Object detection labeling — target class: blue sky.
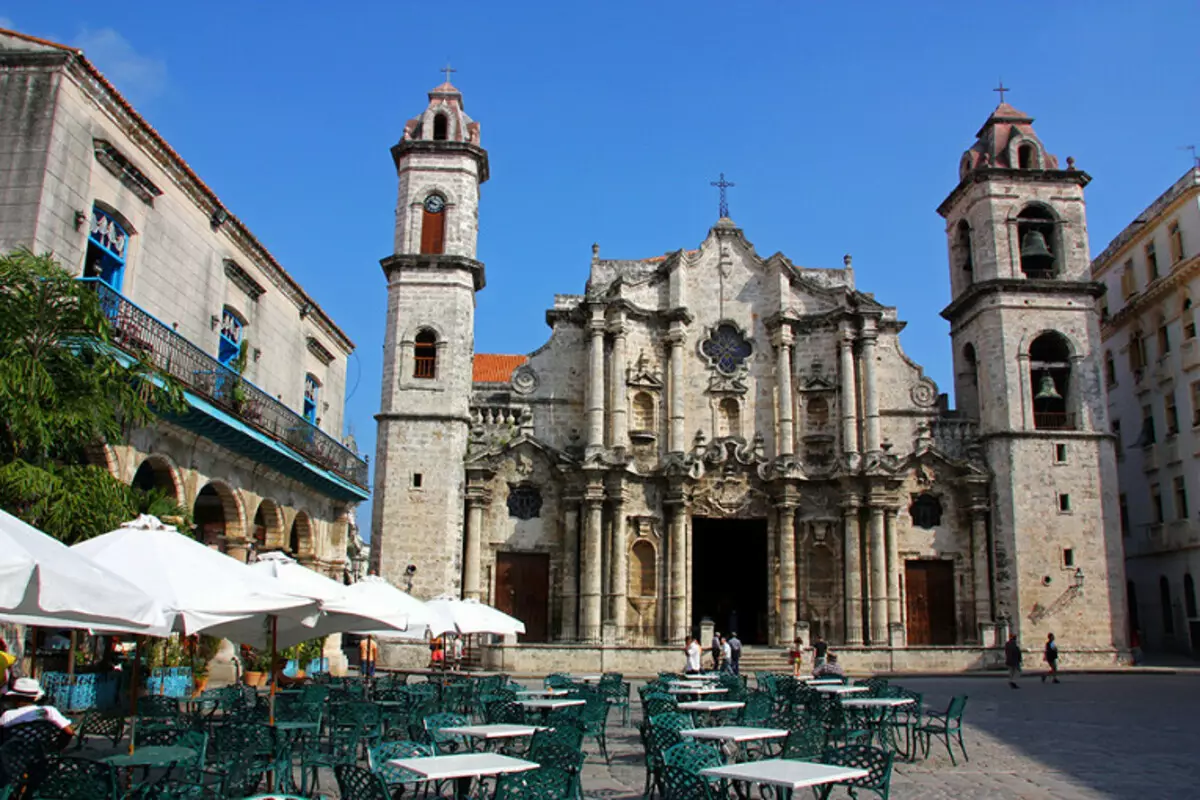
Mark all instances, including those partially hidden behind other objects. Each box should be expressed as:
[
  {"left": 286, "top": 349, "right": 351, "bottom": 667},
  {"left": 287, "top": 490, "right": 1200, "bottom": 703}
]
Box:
[{"left": 6, "top": 2, "right": 1199, "bottom": 536}]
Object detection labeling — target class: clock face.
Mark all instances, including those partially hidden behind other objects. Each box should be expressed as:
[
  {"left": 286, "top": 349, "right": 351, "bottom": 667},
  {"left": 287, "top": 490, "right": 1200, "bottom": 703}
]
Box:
[{"left": 424, "top": 195, "right": 445, "bottom": 214}]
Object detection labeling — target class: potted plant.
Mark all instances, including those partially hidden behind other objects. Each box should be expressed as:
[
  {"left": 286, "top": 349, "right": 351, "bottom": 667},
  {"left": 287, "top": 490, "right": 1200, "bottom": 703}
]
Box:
[{"left": 242, "top": 647, "right": 269, "bottom": 687}]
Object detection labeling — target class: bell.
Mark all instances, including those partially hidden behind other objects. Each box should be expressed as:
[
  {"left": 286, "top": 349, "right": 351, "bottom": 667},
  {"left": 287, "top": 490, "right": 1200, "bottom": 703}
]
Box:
[
  {"left": 1020, "top": 230, "right": 1055, "bottom": 271},
  {"left": 1034, "top": 373, "right": 1062, "bottom": 400}
]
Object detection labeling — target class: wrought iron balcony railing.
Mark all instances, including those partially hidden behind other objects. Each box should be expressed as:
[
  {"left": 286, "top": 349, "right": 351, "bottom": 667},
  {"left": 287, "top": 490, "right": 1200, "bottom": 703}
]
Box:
[{"left": 82, "top": 278, "right": 369, "bottom": 488}]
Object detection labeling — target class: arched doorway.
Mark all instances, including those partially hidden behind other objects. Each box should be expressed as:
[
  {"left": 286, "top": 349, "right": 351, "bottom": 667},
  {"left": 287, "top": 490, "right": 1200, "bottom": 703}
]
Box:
[
  {"left": 252, "top": 499, "right": 283, "bottom": 553},
  {"left": 131, "top": 456, "right": 180, "bottom": 501},
  {"left": 193, "top": 482, "right": 243, "bottom": 548},
  {"left": 288, "top": 511, "right": 314, "bottom": 559}
]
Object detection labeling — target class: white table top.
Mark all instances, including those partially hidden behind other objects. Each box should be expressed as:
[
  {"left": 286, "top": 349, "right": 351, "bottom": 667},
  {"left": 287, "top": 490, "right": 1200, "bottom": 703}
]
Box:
[
  {"left": 668, "top": 686, "right": 728, "bottom": 695},
  {"left": 803, "top": 678, "right": 844, "bottom": 686},
  {"left": 840, "top": 697, "right": 916, "bottom": 708},
  {"left": 517, "top": 698, "right": 586, "bottom": 709},
  {"left": 681, "top": 726, "right": 789, "bottom": 743},
  {"left": 439, "top": 724, "right": 544, "bottom": 739},
  {"left": 700, "top": 759, "right": 869, "bottom": 790},
  {"left": 576, "top": 674, "right": 603, "bottom": 682},
  {"left": 676, "top": 700, "right": 746, "bottom": 713},
  {"left": 515, "top": 688, "right": 571, "bottom": 697},
  {"left": 814, "top": 685, "right": 870, "bottom": 694},
  {"left": 389, "top": 753, "right": 538, "bottom": 781}
]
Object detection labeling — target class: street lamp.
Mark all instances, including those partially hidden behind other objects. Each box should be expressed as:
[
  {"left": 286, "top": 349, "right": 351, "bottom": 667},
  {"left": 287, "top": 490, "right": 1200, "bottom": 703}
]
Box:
[
  {"left": 404, "top": 564, "right": 417, "bottom": 594},
  {"left": 1073, "top": 567, "right": 1085, "bottom": 590}
]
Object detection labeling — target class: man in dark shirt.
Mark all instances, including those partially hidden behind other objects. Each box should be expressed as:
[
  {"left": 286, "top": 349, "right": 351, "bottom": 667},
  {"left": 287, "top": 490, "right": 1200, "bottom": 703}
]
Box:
[
  {"left": 711, "top": 631, "right": 722, "bottom": 671},
  {"left": 813, "top": 634, "right": 829, "bottom": 670},
  {"left": 1005, "top": 633, "right": 1023, "bottom": 689},
  {"left": 728, "top": 632, "right": 742, "bottom": 675}
]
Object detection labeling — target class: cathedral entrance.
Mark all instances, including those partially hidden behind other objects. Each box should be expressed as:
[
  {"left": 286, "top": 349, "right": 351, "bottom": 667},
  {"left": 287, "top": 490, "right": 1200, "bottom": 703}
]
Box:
[
  {"left": 495, "top": 553, "right": 549, "bottom": 642},
  {"left": 692, "top": 517, "right": 768, "bottom": 645},
  {"left": 905, "top": 560, "right": 957, "bottom": 645}
]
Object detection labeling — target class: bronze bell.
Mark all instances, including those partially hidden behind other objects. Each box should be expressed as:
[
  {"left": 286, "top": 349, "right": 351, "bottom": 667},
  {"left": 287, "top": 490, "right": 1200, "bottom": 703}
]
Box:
[
  {"left": 1034, "top": 373, "right": 1062, "bottom": 400},
  {"left": 1020, "top": 230, "right": 1055, "bottom": 271}
]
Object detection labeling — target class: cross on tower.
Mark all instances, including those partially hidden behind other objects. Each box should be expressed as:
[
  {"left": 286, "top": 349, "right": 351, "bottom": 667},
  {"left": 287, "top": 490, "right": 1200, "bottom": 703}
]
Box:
[
  {"left": 993, "top": 80, "right": 1011, "bottom": 104},
  {"left": 440, "top": 62, "right": 457, "bottom": 84},
  {"left": 710, "top": 173, "right": 735, "bottom": 219}
]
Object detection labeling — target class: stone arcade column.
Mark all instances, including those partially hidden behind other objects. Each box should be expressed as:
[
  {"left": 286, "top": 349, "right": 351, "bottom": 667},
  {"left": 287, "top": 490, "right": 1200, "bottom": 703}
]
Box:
[
  {"left": 860, "top": 319, "right": 880, "bottom": 454},
  {"left": 884, "top": 506, "right": 902, "bottom": 640},
  {"left": 667, "top": 326, "right": 686, "bottom": 453},
  {"left": 971, "top": 507, "right": 992, "bottom": 636},
  {"left": 776, "top": 333, "right": 795, "bottom": 456},
  {"left": 667, "top": 499, "right": 688, "bottom": 643},
  {"left": 842, "top": 500, "right": 864, "bottom": 645},
  {"left": 610, "top": 319, "right": 629, "bottom": 450},
  {"left": 610, "top": 498, "right": 628, "bottom": 639},
  {"left": 867, "top": 506, "right": 887, "bottom": 644},
  {"left": 580, "top": 488, "right": 605, "bottom": 642},
  {"left": 560, "top": 497, "right": 581, "bottom": 641},
  {"left": 839, "top": 323, "right": 860, "bottom": 461},
  {"left": 463, "top": 492, "right": 486, "bottom": 601},
  {"left": 777, "top": 501, "right": 798, "bottom": 643},
  {"left": 586, "top": 309, "right": 606, "bottom": 451}
]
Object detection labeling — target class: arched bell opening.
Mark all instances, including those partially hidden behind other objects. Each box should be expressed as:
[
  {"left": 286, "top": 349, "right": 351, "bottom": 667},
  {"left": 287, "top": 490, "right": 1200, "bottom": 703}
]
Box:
[
  {"left": 1029, "top": 332, "right": 1073, "bottom": 430},
  {"left": 1017, "top": 205, "right": 1058, "bottom": 279}
]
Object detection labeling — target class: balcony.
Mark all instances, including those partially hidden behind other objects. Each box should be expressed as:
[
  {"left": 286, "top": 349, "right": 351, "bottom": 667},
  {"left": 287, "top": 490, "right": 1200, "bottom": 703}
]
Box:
[
  {"left": 83, "top": 279, "right": 369, "bottom": 491},
  {"left": 1033, "top": 411, "right": 1076, "bottom": 431}
]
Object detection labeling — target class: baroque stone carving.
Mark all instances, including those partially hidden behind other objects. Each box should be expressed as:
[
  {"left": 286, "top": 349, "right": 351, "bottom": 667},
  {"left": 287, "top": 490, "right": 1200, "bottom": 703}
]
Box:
[
  {"left": 691, "top": 473, "right": 770, "bottom": 519},
  {"left": 910, "top": 377, "right": 938, "bottom": 407},
  {"left": 511, "top": 365, "right": 538, "bottom": 395}
]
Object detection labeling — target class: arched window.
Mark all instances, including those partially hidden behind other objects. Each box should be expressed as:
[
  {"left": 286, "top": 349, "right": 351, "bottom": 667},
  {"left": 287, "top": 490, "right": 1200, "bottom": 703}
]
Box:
[
  {"left": 289, "top": 512, "right": 313, "bottom": 557},
  {"left": 420, "top": 194, "right": 446, "bottom": 254},
  {"left": 631, "top": 392, "right": 656, "bottom": 432},
  {"left": 1186, "top": 574, "right": 1198, "bottom": 618},
  {"left": 303, "top": 374, "right": 320, "bottom": 424},
  {"left": 1017, "top": 205, "right": 1057, "bottom": 278},
  {"left": 631, "top": 541, "right": 656, "bottom": 597},
  {"left": 131, "top": 456, "right": 179, "bottom": 501},
  {"left": 1018, "top": 143, "right": 1037, "bottom": 169},
  {"left": 717, "top": 397, "right": 740, "bottom": 437},
  {"left": 910, "top": 493, "right": 943, "bottom": 529},
  {"left": 1029, "top": 332, "right": 1072, "bottom": 430},
  {"left": 433, "top": 113, "right": 448, "bottom": 141},
  {"left": 413, "top": 329, "right": 437, "bottom": 379},
  {"left": 807, "top": 396, "right": 830, "bottom": 430},
  {"left": 218, "top": 307, "right": 245, "bottom": 367},
  {"left": 956, "top": 220, "right": 973, "bottom": 274},
  {"left": 1160, "top": 575, "right": 1174, "bottom": 635},
  {"left": 84, "top": 206, "right": 129, "bottom": 291}
]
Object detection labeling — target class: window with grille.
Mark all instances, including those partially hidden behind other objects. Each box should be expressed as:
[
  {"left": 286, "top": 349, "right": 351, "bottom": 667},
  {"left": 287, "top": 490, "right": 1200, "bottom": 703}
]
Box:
[
  {"left": 700, "top": 323, "right": 752, "bottom": 375},
  {"left": 218, "top": 307, "right": 244, "bottom": 366},
  {"left": 413, "top": 329, "right": 437, "bottom": 379},
  {"left": 909, "top": 493, "right": 943, "bottom": 529},
  {"left": 303, "top": 374, "right": 320, "bottom": 424},
  {"left": 507, "top": 485, "right": 542, "bottom": 520}
]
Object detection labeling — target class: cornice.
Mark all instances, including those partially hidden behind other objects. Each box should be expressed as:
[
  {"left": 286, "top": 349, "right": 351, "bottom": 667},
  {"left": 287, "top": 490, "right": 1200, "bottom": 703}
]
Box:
[
  {"left": 941, "top": 277, "right": 1105, "bottom": 322},
  {"left": 390, "top": 139, "right": 490, "bottom": 183},
  {"left": 937, "top": 167, "right": 1091, "bottom": 218},
  {"left": 379, "top": 253, "right": 486, "bottom": 292},
  {"left": 1102, "top": 255, "right": 1199, "bottom": 334}
]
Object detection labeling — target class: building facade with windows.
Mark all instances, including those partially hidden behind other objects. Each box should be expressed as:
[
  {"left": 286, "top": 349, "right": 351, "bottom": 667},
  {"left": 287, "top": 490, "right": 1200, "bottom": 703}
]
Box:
[
  {"left": 1093, "top": 166, "right": 1200, "bottom": 655},
  {"left": 371, "top": 84, "right": 1128, "bottom": 671},
  {"left": 0, "top": 29, "right": 369, "bottom": 575}
]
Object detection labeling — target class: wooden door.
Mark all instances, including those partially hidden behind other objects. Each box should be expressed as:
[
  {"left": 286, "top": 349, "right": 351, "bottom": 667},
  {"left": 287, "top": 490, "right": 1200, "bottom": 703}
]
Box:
[
  {"left": 905, "top": 560, "right": 957, "bottom": 646},
  {"left": 494, "top": 553, "right": 549, "bottom": 642}
]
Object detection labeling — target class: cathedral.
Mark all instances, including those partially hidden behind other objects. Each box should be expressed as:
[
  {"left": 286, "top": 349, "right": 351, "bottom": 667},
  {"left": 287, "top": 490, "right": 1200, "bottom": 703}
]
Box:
[{"left": 370, "top": 80, "right": 1129, "bottom": 670}]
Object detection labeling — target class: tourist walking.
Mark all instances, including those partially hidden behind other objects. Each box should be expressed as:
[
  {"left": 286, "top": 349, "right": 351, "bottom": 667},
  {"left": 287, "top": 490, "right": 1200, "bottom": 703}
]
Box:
[
  {"left": 728, "top": 632, "right": 742, "bottom": 675},
  {"left": 790, "top": 637, "right": 804, "bottom": 677},
  {"left": 1005, "top": 633, "right": 1023, "bottom": 689},
  {"left": 711, "top": 631, "right": 722, "bottom": 671},
  {"left": 684, "top": 636, "right": 702, "bottom": 675},
  {"left": 813, "top": 634, "right": 829, "bottom": 670},
  {"left": 1042, "top": 632, "right": 1060, "bottom": 683},
  {"left": 359, "top": 635, "right": 378, "bottom": 678},
  {"left": 720, "top": 636, "right": 733, "bottom": 673}
]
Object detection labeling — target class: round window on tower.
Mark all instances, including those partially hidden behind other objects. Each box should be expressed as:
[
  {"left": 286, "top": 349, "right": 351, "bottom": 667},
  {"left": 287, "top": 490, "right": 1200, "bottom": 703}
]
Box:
[{"left": 424, "top": 194, "right": 445, "bottom": 214}]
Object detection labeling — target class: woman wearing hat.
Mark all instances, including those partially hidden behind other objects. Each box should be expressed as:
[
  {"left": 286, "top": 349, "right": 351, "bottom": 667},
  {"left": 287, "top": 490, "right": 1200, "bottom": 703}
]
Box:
[{"left": 1, "top": 678, "right": 75, "bottom": 748}]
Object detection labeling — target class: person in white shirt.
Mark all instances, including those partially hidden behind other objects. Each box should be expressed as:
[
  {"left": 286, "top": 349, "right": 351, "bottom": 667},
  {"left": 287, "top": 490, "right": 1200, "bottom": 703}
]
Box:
[
  {"left": 720, "top": 637, "right": 733, "bottom": 673},
  {"left": 0, "top": 678, "right": 75, "bottom": 749},
  {"left": 683, "top": 636, "right": 702, "bottom": 674}
]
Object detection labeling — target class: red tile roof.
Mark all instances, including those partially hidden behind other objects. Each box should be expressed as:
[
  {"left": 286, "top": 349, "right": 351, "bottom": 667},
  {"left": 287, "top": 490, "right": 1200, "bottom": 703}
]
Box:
[{"left": 473, "top": 354, "right": 527, "bottom": 383}]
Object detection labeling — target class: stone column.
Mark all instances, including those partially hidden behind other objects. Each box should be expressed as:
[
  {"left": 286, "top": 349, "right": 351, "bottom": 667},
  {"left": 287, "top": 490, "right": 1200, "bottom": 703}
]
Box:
[
  {"left": 223, "top": 538, "right": 249, "bottom": 563},
  {"left": 586, "top": 309, "right": 606, "bottom": 451},
  {"left": 860, "top": 320, "right": 880, "bottom": 454},
  {"left": 971, "top": 508, "right": 992, "bottom": 634},
  {"left": 560, "top": 498, "right": 580, "bottom": 641},
  {"left": 884, "top": 507, "right": 901, "bottom": 629},
  {"left": 867, "top": 506, "right": 887, "bottom": 643},
  {"left": 842, "top": 501, "right": 864, "bottom": 644},
  {"left": 580, "top": 490, "right": 604, "bottom": 642},
  {"left": 611, "top": 498, "right": 628, "bottom": 638},
  {"left": 610, "top": 320, "right": 628, "bottom": 449},
  {"left": 668, "top": 500, "right": 688, "bottom": 643},
  {"left": 776, "top": 332, "right": 795, "bottom": 456},
  {"left": 839, "top": 323, "right": 860, "bottom": 461},
  {"left": 463, "top": 495, "right": 485, "bottom": 601},
  {"left": 668, "top": 326, "right": 686, "bottom": 453},
  {"left": 777, "top": 502, "right": 798, "bottom": 643},
  {"left": 1017, "top": 352, "right": 1033, "bottom": 430}
]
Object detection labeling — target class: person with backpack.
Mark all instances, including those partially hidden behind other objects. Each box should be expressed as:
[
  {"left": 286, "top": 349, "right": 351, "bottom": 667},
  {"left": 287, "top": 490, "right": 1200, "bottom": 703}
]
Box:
[{"left": 728, "top": 632, "right": 742, "bottom": 675}]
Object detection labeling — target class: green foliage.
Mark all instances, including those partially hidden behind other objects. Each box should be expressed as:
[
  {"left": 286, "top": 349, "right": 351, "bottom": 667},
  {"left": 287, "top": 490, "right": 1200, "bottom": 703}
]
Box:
[{"left": 0, "top": 250, "right": 187, "bottom": 542}]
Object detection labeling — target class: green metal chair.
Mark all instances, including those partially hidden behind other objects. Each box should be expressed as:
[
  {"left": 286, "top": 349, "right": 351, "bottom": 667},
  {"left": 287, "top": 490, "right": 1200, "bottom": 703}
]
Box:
[
  {"left": 72, "top": 711, "right": 125, "bottom": 751},
  {"left": 879, "top": 686, "right": 923, "bottom": 759},
  {"left": 423, "top": 711, "right": 469, "bottom": 754},
  {"left": 916, "top": 695, "right": 969, "bottom": 765},
  {"left": 528, "top": 741, "right": 585, "bottom": 800},
  {"left": 530, "top": 722, "right": 583, "bottom": 753},
  {"left": 334, "top": 763, "right": 391, "bottom": 800},
  {"left": 738, "top": 690, "right": 773, "bottom": 726},
  {"left": 0, "top": 722, "right": 67, "bottom": 789},
  {"left": 816, "top": 744, "right": 894, "bottom": 800},
  {"left": 367, "top": 739, "right": 433, "bottom": 794},
  {"left": 22, "top": 754, "right": 117, "bottom": 800},
  {"left": 658, "top": 764, "right": 713, "bottom": 800},
  {"left": 643, "top": 695, "right": 679, "bottom": 719},
  {"left": 486, "top": 700, "right": 525, "bottom": 725},
  {"left": 661, "top": 740, "right": 721, "bottom": 773},
  {"left": 648, "top": 712, "right": 694, "bottom": 733},
  {"left": 641, "top": 721, "right": 682, "bottom": 799}
]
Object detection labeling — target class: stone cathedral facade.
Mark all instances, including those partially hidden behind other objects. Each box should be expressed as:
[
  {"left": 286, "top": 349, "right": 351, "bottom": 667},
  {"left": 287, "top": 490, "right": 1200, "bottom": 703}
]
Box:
[{"left": 371, "top": 82, "right": 1128, "bottom": 669}]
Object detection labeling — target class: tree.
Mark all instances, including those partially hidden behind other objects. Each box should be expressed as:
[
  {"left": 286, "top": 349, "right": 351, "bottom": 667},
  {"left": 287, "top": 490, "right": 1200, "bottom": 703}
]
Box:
[{"left": 0, "top": 250, "right": 188, "bottom": 542}]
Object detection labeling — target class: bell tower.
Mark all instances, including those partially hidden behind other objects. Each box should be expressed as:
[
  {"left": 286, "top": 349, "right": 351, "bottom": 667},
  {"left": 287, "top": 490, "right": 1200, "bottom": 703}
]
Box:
[
  {"left": 370, "top": 74, "right": 488, "bottom": 599},
  {"left": 938, "top": 100, "right": 1126, "bottom": 661}
]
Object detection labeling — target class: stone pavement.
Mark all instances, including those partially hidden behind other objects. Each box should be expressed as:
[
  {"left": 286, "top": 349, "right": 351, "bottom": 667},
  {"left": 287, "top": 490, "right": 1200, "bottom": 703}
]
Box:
[{"left": 576, "top": 674, "right": 1200, "bottom": 799}]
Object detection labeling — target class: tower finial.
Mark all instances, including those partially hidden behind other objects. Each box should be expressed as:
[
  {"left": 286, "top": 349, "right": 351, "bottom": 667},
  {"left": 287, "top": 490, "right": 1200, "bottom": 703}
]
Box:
[
  {"left": 993, "top": 79, "right": 1010, "bottom": 104},
  {"left": 440, "top": 61, "right": 457, "bottom": 84},
  {"left": 710, "top": 173, "right": 735, "bottom": 219}
]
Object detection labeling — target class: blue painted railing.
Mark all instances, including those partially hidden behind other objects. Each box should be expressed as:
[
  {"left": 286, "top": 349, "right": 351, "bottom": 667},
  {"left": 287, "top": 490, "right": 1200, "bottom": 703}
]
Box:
[{"left": 80, "top": 278, "right": 368, "bottom": 488}]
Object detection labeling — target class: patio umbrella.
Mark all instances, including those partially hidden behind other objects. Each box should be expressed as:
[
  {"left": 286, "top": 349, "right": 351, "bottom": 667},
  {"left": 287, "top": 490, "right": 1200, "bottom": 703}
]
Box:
[
  {"left": 424, "top": 595, "right": 526, "bottom": 636},
  {"left": 348, "top": 576, "right": 449, "bottom": 640},
  {"left": 0, "top": 508, "right": 167, "bottom": 634},
  {"left": 203, "top": 554, "right": 419, "bottom": 648},
  {"left": 72, "top": 515, "right": 318, "bottom": 636}
]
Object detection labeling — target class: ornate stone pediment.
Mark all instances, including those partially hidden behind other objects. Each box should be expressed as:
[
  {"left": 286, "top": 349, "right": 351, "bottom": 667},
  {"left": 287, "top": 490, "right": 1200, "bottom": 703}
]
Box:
[
  {"left": 626, "top": 348, "right": 663, "bottom": 389},
  {"left": 799, "top": 361, "right": 837, "bottom": 392},
  {"left": 692, "top": 473, "right": 770, "bottom": 519}
]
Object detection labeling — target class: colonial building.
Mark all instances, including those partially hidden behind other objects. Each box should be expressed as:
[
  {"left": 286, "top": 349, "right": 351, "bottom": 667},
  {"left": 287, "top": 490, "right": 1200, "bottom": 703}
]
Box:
[
  {"left": 0, "top": 28, "right": 368, "bottom": 575},
  {"left": 371, "top": 82, "right": 1128, "bottom": 669},
  {"left": 1092, "top": 166, "right": 1200, "bottom": 655}
]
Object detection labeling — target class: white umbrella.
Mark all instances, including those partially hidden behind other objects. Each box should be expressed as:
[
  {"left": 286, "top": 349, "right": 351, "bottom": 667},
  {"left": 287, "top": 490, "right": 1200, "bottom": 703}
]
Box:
[
  {"left": 0, "top": 508, "right": 167, "bottom": 634},
  {"left": 348, "top": 576, "right": 448, "bottom": 640},
  {"left": 425, "top": 595, "right": 525, "bottom": 636},
  {"left": 72, "top": 515, "right": 318, "bottom": 636},
  {"left": 203, "top": 554, "right": 417, "bottom": 648}
]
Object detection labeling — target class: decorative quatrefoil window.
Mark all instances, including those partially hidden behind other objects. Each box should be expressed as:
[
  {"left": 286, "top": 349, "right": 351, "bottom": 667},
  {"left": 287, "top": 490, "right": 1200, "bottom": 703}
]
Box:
[
  {"left": 700, "top": 323, "right": 753, "bottom": 375},
  {"left": 507, "top": 485, "right": 543, "bottom": 520}
]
